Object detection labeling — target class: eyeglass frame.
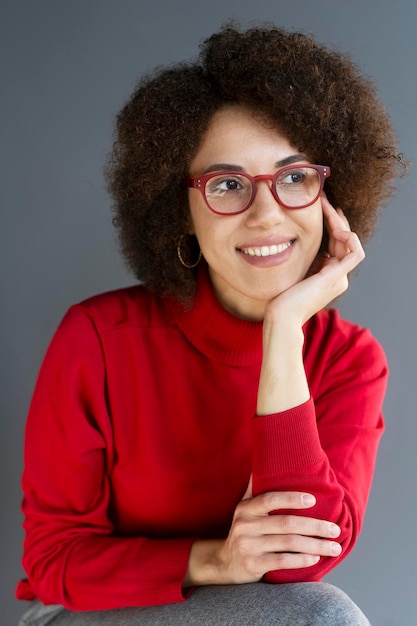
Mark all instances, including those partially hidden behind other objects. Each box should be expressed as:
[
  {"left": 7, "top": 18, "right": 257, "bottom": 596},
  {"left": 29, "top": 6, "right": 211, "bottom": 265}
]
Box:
[{"left": 184, "top": 164, "right": 331, "bottom": 215}]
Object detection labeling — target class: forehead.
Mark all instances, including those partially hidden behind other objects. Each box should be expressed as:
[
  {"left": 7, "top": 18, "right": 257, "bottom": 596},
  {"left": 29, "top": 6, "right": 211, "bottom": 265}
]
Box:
[{"left": 189, "top": 105, "right": 299, "bottom": 173}]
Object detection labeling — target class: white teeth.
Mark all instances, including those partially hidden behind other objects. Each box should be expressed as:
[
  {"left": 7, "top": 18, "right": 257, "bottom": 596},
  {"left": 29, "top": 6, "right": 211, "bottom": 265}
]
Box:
[{"left": 242, "top": 241, "right": 292, "bottom": 257}]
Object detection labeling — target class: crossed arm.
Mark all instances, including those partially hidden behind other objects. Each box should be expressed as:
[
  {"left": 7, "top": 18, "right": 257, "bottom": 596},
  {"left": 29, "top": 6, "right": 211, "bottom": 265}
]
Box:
[{"left": 185, "top": 197, "right": 367, "bottom": 587}]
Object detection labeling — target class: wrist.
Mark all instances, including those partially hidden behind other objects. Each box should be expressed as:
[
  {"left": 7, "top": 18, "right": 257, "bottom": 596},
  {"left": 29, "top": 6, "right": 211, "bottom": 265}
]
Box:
[
  {"left": 258, "top": 318, "right": 309, "bottom": 416},
  {"left": 263, "top": 298, "right": 305, "bottom": 329},
  {"left": 262, "top": 316, "right": 305, "bottom": 351},
  {"left": 184, "top": 539, "right": 225, "bottom": 588}
]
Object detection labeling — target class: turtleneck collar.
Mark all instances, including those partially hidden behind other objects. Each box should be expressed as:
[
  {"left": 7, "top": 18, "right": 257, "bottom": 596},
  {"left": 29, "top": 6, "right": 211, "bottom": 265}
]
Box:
[{"left": 168, "top": 263, "right": 263, "bottom": 367}]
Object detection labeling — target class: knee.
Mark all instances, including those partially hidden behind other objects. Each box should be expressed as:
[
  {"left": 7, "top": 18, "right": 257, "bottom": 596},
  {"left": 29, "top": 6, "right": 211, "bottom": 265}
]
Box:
[{"left": 306, "top": 583, "right": 370, "bottom": 626}]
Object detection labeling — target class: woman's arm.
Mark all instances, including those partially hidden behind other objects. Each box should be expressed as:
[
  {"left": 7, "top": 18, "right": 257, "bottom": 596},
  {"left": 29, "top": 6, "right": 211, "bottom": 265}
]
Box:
[
  {"left": 251, "top": 198, "right": 384, "bottom": 581},
  {"left": 18, "top": 307, "right": 194, "bottom": 610},
  {"left": 185, "top": 198, "right": 385, "bottom": 586},
  {"left": 257, "top": 197, "right": 363, "bottom": 415}
]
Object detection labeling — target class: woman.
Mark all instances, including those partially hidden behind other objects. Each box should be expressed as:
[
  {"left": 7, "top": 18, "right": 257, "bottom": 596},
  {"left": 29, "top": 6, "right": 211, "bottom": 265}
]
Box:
[{"left": 17, "top": 24, "right": 404, "bottom": 625}]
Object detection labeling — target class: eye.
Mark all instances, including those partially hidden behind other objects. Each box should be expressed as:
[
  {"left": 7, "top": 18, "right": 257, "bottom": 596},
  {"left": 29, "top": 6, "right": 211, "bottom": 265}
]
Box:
[
  {"left": 219, "top": 179, "right": 242, "bottom": 191},
  {"left": 206, "top": 175, "right": 247, "bottom": 195},
  {"left": 280, "top": 169, "right": 307, "bottom": 185}
]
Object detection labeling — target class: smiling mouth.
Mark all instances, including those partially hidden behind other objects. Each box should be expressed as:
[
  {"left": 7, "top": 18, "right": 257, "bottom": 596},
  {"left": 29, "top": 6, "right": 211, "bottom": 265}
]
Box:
[{"left": 239, "top": 241, "right": 294, "bottom": 257}]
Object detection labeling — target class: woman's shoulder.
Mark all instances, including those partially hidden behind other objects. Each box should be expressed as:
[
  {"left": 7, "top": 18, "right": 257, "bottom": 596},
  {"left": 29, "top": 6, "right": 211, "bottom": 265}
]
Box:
[
  {"left": 62, "top": 284, "right": 174, "bottom": 334},
  {"left": 306, "top": 308, "right": 387, "bottom": 370},
  {"left": 309, "top": 307, "right": 378, "bottom": 339},
  {"left": 310, "top": 307, "right": 366, "bottom": 336}
]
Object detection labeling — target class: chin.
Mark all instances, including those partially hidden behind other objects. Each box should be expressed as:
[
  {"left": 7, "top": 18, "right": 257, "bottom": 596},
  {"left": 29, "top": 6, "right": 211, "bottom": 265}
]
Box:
[{"left": 253, "top": 276, "right": 302, "bottom": 300}]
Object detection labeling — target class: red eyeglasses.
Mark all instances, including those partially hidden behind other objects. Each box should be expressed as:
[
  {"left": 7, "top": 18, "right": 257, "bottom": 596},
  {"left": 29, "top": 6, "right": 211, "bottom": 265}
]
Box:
[{"left": 184, "top": 164, "right": 330, "bottom": 215}]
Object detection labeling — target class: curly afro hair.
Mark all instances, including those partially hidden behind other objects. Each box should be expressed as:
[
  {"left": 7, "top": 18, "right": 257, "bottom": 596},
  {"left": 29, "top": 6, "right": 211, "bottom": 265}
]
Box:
[{"left": 106, "top": 23, "right": 405, "bottom": 302}]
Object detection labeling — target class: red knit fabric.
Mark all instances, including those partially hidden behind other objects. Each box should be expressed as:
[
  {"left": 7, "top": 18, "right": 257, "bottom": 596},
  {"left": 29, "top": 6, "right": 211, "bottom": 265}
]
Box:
[{"left": 17, "top": 265, "right": 387, "bottom": 609}]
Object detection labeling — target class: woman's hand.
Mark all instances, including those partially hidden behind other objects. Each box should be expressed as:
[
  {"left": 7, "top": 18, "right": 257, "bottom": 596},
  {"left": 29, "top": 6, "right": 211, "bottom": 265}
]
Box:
[
  {"left": 257, "top": 196, "right": 365, "bottom": 415},
  {"left": 264, "top": 195, "right": 365, "bottom": 327},
  {"left": 184, "top": 489, "right": 341, "bottom": 587}
]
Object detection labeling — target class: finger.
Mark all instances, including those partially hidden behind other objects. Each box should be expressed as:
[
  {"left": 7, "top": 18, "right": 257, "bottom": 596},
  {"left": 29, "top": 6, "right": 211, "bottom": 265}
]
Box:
[
  {"left": 262, "top": 552, "right": 321, "bottom": 572},
  {"left": 238, "top": 491, "right": 316, "bottom": 516},
  {"left": 259, "top": 533, "right": 342, "bottom": 558},
  {"left": 321, "top": 194, "right": 345, "bottom": 225},
  {"left": 324, "top": 214, "right": 363, "bottom": 262},
  {"left": 321, "top": 196, "right": 352, "bottom": 237},
  {"left": 336, "top": 207, "right": 351, "bottom": 230},
  {"left": 321, "top": 199, "right": 353, "bottom": 260},
  {"left": 330, "top": 229, "right": 365, "bottom": 267},
  {"left": 255, "top": 514, "right": 341, "bottom": 540},
  {"left": 238, "top": 550, "right": 321, "bottom": 579},
  {"left": 235, "top": 510, "right": 341, "bottom": 541}
]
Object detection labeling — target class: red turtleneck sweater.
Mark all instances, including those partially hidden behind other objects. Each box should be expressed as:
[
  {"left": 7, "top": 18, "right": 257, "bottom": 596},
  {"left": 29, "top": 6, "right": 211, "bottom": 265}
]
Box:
[{"left": 17, "top": 265, "right": 387, "bottom": 610}]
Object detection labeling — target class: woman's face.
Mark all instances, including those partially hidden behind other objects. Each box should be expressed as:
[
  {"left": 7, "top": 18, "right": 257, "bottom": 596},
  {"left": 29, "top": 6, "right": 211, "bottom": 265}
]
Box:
[{"left": 187, "top": 106, "right": 324, "bottom": 321}]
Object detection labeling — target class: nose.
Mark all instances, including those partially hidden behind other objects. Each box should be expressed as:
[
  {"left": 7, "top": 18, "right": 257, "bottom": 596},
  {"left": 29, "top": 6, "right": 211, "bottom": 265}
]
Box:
[{"left": 244, "top": 179, "right": 286, "bottom": 229}]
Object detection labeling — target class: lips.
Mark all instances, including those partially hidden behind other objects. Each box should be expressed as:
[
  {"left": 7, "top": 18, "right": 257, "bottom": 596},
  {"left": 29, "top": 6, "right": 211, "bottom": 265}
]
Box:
[
  {"left": 236, "top": 237, "right": 296, "bottom": 268},
  {"left": 240, "top": 241, "right": 293, "bottom": 257}
]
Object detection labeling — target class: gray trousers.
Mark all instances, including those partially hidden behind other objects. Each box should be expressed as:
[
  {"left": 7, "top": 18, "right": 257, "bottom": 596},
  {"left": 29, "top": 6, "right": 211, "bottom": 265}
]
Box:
[{"left": 19, "top": 582, "right": 371, "bottom": 626}]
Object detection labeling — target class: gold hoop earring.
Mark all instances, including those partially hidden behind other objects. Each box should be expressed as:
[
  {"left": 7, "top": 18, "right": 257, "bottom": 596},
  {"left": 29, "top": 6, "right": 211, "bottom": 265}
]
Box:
[{"left": 177, "top": 234, "right": 202, "bottom": 269}]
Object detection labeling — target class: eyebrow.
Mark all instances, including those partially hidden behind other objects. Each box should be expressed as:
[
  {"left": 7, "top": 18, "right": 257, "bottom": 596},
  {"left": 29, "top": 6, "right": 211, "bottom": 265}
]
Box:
[{"left": 201, "top": 154, "right": 309, "bottom": 175}]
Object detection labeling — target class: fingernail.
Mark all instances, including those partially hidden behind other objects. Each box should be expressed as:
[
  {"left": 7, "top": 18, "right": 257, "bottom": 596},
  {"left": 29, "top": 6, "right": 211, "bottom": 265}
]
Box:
[
  {"left": 331, "top": 543, "right": 342, "bottom": 556},
  {"left": 308, "top": 555, "right": 321, "bottom": 564},
  {"left": 302, "top": 494, "right": 316, "bottom": 506},
  {"left": 329, "top": 523, "right": 341, "bottom": 537}
]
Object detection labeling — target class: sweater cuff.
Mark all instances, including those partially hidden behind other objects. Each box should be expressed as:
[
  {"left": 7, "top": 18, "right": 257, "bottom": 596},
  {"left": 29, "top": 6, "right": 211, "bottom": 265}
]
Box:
[
  {"left": 133, "top": 538, "right": 195, "bottom": 606},
  {"left": 252, "top": 398, "right": 325, "bottom": 479}
]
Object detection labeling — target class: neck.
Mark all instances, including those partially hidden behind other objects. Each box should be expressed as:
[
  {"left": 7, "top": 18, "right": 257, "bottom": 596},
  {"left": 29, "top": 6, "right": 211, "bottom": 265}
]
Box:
[{"left": 208, "top": 267, "right": 266, "bottom": 322}]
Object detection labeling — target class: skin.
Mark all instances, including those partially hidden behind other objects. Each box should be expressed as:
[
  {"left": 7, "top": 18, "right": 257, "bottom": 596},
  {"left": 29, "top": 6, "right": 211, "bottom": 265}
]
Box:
[
  {"left": 184, "top": 105, "right": 365, "bottom": 587},
  {"left": 187, "top": 106, "right": 325, "bottom": 322}
]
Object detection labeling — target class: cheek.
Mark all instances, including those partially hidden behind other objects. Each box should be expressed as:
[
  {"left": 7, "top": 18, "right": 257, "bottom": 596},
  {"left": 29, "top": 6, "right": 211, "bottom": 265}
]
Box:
[
  {"left": 308, "top": 203, "right": 324, "bottom": 241},
  {"left": 296, "top": 206, "right": 323, "bottom": 244},
  {"left": 188, "top": 192, "right": 221, "bottom": 240},
  {"left": 188, "top": 207, "right": 217, "bottom": 254}
]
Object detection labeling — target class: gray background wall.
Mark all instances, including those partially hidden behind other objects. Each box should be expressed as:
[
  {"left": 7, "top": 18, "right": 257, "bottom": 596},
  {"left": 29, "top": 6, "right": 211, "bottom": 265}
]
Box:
[{"left": 1, "top": 1, "right": 416, "bottom": 624}]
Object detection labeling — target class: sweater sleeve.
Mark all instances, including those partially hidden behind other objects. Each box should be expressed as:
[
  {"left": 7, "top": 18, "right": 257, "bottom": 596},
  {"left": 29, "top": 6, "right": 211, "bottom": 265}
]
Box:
[
  {"left": 17, "top": 306, "right": 194, "bottom": 610},
  {"left": 251, "top": 316, "right": 387, "bottom": 582}
]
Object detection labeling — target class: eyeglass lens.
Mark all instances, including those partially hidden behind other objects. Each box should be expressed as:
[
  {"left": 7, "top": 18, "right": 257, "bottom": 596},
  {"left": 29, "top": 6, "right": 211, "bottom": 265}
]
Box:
[{"left": 205, "top": 167, "right": 321, "bottom": 213}]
